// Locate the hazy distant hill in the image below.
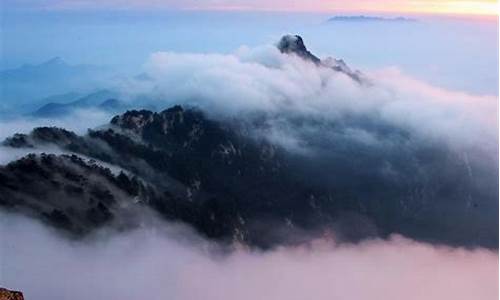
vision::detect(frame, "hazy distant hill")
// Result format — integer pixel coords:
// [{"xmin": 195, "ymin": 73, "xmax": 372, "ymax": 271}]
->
[
  {"xmin": 0, "ymin": 57, "xmax": 114, "ymax": 112},
  {"xmin": 327, "ymin": 15, "xmax": 417, "ymax": 22},
  {"xmin": 32, "ymin": 90, "xmax": 125, "ymax": 117}
]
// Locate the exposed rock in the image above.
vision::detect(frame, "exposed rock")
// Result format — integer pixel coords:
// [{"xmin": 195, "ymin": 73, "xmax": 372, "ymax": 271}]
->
[
  {"xmin": 277, "ymin": 35, "xmax": 321, "ymax": 64},
  {"xmin": 277, "ymin": 34, "xmax": 365, "ymax": 83},
  {"xmin": 0, "ymin": 288, "xmax": 24, "ymax": 300}
]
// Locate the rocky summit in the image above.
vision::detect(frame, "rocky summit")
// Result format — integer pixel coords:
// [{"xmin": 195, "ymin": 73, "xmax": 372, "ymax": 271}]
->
[
  {"xmin": 277, "ymin": 34, "xmax": 364, "ymax": 82},
  {"xmin": 277, "ymin": 35, "xmax": 322, "ymax": 64}
]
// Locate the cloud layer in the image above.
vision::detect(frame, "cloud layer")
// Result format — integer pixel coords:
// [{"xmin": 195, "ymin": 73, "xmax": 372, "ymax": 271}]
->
[
  {"xmin": 0, "ymin": 39, "xmax": 497, "ymax": 300},
  {"xmin": 0, "ymin": 108, "xmax": 113, "ymax": 163},
  {"xmin": 125, "ymin": 45, "xmax": 497, "ymax": 156},
  {"xmin": 1, "ymin": 212, "xmax": 497, "ymax": 300},
  {"xmin": 0, "ymin": 41, "xmax": 496, "ymax": 248},
  {"xmin": 0, "ymin": 108, "xmax": 112, "ymax": 142}
]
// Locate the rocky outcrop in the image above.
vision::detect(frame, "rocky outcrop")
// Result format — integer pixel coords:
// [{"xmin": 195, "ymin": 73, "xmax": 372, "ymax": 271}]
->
[
  {"xmin": 277, "ymin": 34, "xmax": 364, "ymax": 83},
  {"xmin": 0, "ymin": 288, "xmax": 24, "ymax": 300},
  {"xmin": 277, "ymin": 35, "xmax": 321, "ymax": 64}
]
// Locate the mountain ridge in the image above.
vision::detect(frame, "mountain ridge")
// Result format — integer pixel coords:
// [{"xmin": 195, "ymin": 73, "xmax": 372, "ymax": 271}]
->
[{"xmin": 2, "ymin": 104, "xmax": 497, "ymax": 249}]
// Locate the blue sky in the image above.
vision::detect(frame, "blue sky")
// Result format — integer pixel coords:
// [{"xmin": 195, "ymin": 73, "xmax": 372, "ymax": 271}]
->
[{"xmin": 1, "ymin": 9, "xmax": 497, "ymax": 95}]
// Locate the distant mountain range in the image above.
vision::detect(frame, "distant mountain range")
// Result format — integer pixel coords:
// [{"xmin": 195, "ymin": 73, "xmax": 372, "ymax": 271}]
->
[
  {"xmin": 31, "ymin": 90, "xmax": 124, "ymax": 117},
  {"xmin": 327, "ymin": 15, "xmax": 417, "ymax": 22},
  {"xmin": 0, "ymin": 57, "xmax": 114, "ymax": 113}
]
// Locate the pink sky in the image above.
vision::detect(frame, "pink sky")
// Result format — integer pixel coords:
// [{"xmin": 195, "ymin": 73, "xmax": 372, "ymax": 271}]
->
[{"xmin": 8, "ymin": 0, "xmax": 499, "ymax": 15}]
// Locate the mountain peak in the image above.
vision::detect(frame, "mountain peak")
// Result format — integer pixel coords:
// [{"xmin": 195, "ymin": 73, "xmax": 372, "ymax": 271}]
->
[
  {"xmin": 277, "ymin": 35, "xmax": 364, "ymax": 83},
  {"xmin": 277, "ymin": 35, "xmax": 321, "ymax": 64}
]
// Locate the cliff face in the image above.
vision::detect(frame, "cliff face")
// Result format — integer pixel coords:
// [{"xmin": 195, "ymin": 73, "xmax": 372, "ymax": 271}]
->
[{"xmin": 0, "ymin": 288, "xmax": 24, "ymax": 300}]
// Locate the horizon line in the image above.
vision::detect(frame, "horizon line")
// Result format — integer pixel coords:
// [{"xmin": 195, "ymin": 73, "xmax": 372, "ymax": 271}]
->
[{"xmin": 4, "ymin": 7, "xmax": 499, "ymax": 18}]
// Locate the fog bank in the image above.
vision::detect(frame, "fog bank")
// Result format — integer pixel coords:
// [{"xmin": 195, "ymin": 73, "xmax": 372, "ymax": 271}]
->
[
  {"xmin": 126, "ymin": 44, "xmax": 497, "ymax": 157},
  {"xmin": 1, "ymin": 212, "xmax": 497, "ymax": 300}
]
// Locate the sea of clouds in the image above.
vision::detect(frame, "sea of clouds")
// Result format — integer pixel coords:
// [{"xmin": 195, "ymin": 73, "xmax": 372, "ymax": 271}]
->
[
  {"xmin": 1, "ymin": 211, "xmax": 497, "ymax": 300},
  {"xmin": 118, "ymin": 44, "xmax": 497, "ymax": 156},
  {"xmin": 0, "ymin": 39, "xmax": 498, "ymax": 299}
]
